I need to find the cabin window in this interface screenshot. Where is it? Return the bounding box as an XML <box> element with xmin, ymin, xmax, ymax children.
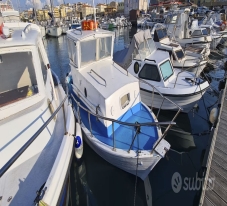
<box><xmin>191</xmin><ymin>30</ymin><xmax>202</xmax><ymax>36</ymax></box>
<box><xmin>202</xmin><ymin>29</ymin><xmax>208</xmax><ymax>35</ymax></box>
<box><xmin>67</xmin><ymin>39</ymin><xmax>78</xmax><ymax>66</ymax></box>
<box><xmin>175</xmin><ymin>49</ymin><xmax>185</xmax><ymax>60</ymax></box>
<box><xmin>81</xmin><ymin>39</ymin><xmax>96</xmax><ymax>66</ymax></box>
<box><xmin>0</xmin><ymin>51</ymin><xmax>38</xmax><ymax>108</ymax></box>
<box><xmin>120</xmin><ymin>93</ymin><xmax>130</xmax><ymax>109</ymax></box>
<box><xmin>205</xmin><ymin>27</ymin><xmax>210</xmax><ymax>35</ymax></box>
<box><xmin>159</xmin><ymin>60</ymin><xmax>173</xmax><ymax>81</ymax></box>
<box><xmin>99</xmin><ymin>36</ymin><xmax>112</xmax><ymax>59</ymax></box>
<box><xmin>139</xmin><ymin>64</ymin><xmax>161</xmax><ymax>82</ymax></box>
<box><xmin>80</xmin><ymin>36</ymin><xmax>112</xmax><ymax>66</ymax></box>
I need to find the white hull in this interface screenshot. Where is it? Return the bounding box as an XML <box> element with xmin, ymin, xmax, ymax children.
<box><xmin>140</xmin><ymin>88</ymin><xmax>207</xmax><ymax>113</ymax></box>
<box><xmin>46</xmin><ymin>26</ymin><xmax>62</xmax><ymax>37</ymax></box>
<box><xmin>81</xmin><ymin>123</ymin><xmax>164</xmax><ymax>180</ymax></box>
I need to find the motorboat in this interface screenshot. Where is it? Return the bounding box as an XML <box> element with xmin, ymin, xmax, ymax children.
<box><xmin>46</xmin><ymin>25</ymin><xmax>62</xmax><ymax>37</ymax></box>
<box><xmin>151</xmin><ymin>24</ymin><xmax>207</xmax><ymax>75</ymax></box>
<box><xmin>165</xmin><ymin>9</ymin><xmax>211</xmax><ymax>55</ymax></box>
<box><xmin>113</xmin><ymin>30</ymin><xmax>210</xmax><ymax>113</ymax></box>
<box><xmin>66</xmin><ymin>27</ymin><xmax>177</xmax><ymax>180</ymax></box>
<box><xmin>0</xmin><ymin>22</ymin><xmax>75</xmax><ymax>205</ymax></box>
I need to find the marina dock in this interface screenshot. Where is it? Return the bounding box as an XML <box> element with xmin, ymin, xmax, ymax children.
<box><xmin>199</xmin><ymin>77</ymin><xmax>227</xmax><ymax>206</ymax></box>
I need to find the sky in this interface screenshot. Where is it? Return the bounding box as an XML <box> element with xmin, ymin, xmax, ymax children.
<box><xmin>11</xmin><ymin>0</ymin><xmax>111</xmax><ymax>11</ymax></box>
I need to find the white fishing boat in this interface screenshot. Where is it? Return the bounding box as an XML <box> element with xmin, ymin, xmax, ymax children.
<box><xmin>0</xmin><ymin>22</ymin><xmax>75</xmax><ymax>205</ymax></box>
<box><xmin>151</xmin><ymin>24</ymin><xmax>207</xmax><ymax>75</ymax></box>
<box><xmin>113</xmin><ymin>30</ymin><xmax>210</xmax><ymax>113</ymax></box>
<box><xmin>66</xmin><ymin>28</ymin><xmax>178</xmax><ymax>180</ymax></box>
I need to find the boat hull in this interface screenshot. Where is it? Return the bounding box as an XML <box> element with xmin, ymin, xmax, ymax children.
<box><xmin>140</xmin><ymin>88</ymin><xmax>207</xmax><ymax>113</ymax></box>
<box><xmin>82</xmin><ymin>125</ymin><xmax>162</xmax><ymax>180</ymax></box>
<box><xmin>46</xmin><ymin>26</ymin><xmax>62</xmax><ymax>37</ymax></box>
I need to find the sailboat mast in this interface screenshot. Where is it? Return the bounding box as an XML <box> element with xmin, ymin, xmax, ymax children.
<box><xmin>92</xmin><ymin>0</ymin><xmax>97</xmax><ymax>29</ymax></box>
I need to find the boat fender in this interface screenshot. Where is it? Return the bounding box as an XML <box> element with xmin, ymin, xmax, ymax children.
<box><xmin>74</xmin><ymin>122</ymin><xmax>83</xmax><ymax>159</ymax></box>
<box><xmin>209</xmin><ymin>107</ymin><xmax>218</xmax><ymax>125</ymax></box>
<box><xmin>220</xmin><ymin>22</ymin><xmax>226</xmax><ymax>31</ymax></box>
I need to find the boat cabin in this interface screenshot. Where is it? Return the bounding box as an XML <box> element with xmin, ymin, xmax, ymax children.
<box><xmin>67</xmin><ymin>29</ymin><xmax>142</xmax><ymax>136</ymax></box>
<box><xmin>114</xmin><ymin>30</ymin><xmax>175</xmax><ymax>88</ymax></box>
<box><xmin>0</xmin><ymin>23</ymin><xmax>53</xmax><ymax>120</ymax></box>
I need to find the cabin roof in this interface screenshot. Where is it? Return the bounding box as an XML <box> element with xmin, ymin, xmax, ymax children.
<box><xmin>80</xmin><ymin>58</ymin><xmax>138</xmax><ymax>99</ymax></box>
<box><xmin>146</xmin><ymin>50</ymin><xmax>170</xmax><ymax>64</ymax></box>
<box><xmin>0</xmin><ymin>23</ymin><xmax>40</xmax><ymax>48</ymax></box>
<box><xmin>67</xmin><ymin>29</ymin><xmax>114</xmax><ymax>42</ymax></box>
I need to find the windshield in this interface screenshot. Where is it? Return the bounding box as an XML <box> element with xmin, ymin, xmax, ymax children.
<box><xmin>80</xmin><ymin>36</ymin><xmax>112</xmax><ymax>66</ymax></box>
<box><xmin>159</xmin><ymin>60</ymin><xmax>173</xmax><ymax>81</ymax></box>
<box><xmin>0</xmin><ymin>51</ymin><xmax>38</xmax><ymax>107</ymax></box>
<box><xmin>156</xmin><ymin>29</ymin><xmax>168</xmax><ymax>40</ymax></box>
<box><xmin>137</xmin><ymin>38</ymin><xmax>156</xmax><ymax>60</ymax></box>
<box><xmin>175</xmin><ymin>49</ymin><xmax>185</xmax><ymax>60</ymax></box>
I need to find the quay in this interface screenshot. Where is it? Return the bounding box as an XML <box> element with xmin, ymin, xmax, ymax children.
<box><xmin>199</xmin><ymin>77</ymin><xmax>227</xmax><ymax>206</ymax></box>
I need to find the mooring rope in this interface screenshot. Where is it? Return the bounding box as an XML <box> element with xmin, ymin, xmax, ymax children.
<box><xmin>133</xmin><ymin>151</ymin><xmax>139</xmax><ymax>206</ymax></box>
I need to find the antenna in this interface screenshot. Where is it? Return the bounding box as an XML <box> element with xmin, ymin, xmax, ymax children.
<box><xmin>92</xmin><ymin>0</ymin><xmax>97</xmax><ymax>30</ymax></box>
<box><xmin>6</xmin><ymin>0</ymin><xmax>14</xmax><ymax>10</ymax></box>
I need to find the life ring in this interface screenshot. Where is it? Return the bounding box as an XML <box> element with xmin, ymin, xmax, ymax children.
<box><xmin>220</xmin><ymin>22</ymin><xmax>226</xmax><ymax>31</ymax></box>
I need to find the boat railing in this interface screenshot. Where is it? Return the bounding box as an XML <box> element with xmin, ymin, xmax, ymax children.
<box><xmin>71</xmin><ymin>87</ymin><xmax>179</xmax><ymax>154</ymax></box>
<box><xmin>0</xmin><ymin>95</ymin><xmax>68</xmax><ymax>178</ymax></box>
<box><xmin>90</xmin><ymin>69</ymin><xmax>107</xmax><ymax>87</ymax></box>
<box><xmin>173</xmin><ymin>60</ymin><xmax>202</xmax><ymax>88</ymax></box>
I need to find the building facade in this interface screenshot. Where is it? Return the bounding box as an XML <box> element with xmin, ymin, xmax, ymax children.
<box><xmin>96</xmin><ymin>3</ymin><xmax>107</xmax><ymax>13</ymax></box>
<box><xmin>124</xmin><ymin>0</ymin><xmax>148</xmax><ymax>15</ymax></box>
<box><xmin>118</xmin><ymin>2</ymin><xmax>124</xmax><ymax>12</ymax></box>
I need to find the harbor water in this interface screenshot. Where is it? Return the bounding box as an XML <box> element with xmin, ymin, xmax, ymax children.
<box><xmin>44</xmin><ymin>27</ymin><xmax>223</xmax><ymax>206</ymax></box>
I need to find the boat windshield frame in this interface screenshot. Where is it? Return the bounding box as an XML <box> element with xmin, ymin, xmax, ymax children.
<box><xmin>159</xmin><ymin>60</ymin><xmax>174</xmax><ymax>82</ymax></box>
<box><xmin>174</xmin><ymin>49</ymin><xmax>185</xmax><ymax>60</ymax></box>
<box><xmin>136</xmin><ymin>38</ymin><xmax>156</xmax><ymax>60</ymax></box>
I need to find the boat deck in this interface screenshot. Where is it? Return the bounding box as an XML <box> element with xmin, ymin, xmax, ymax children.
<box><xmin>72</xmin><ymin>93</ymin><xmax>159</xmax><ymax>151</ymax></box>
<box><xmin>199</xmin><ymin>79</ymin><xmax>227</xmax><ymax>206</ymax></box>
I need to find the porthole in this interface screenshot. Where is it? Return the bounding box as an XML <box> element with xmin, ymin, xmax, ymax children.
<box><xmin>134</xmin><ymin>62</ymin><xmax>139</xmax><ymax>74</ymax></box>
<box><xmin>84</xmin><ymin>88</ymin><xmax>87</xmax><ymax>98</ymax></box>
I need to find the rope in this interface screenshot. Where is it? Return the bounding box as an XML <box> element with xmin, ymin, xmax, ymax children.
<box><xmin>133</xmin><ymin>151</ymin><xmax>139</xmax><ymax>206</ymax></box>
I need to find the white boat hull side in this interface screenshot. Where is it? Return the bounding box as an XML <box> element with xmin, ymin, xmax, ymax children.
<box><xmin>140</xmin><ymin>89</ymin><xmax>207</xmax><ymax>113</ymax></box>
<box><xmin>82</xmin><ymin>127</ymin><xmax>162</xmax><ymax>180</ymax></box>
<box><xmin>47</xmin><ymin>27</ymin><xmax>62</xmax><ymax>37</ymax></box>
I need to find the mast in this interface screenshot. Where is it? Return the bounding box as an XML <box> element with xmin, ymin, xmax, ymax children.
<box><xmin>92</xmin><ymin>0</ymin><xmax>97</xmax><ymax>30</ymax></box>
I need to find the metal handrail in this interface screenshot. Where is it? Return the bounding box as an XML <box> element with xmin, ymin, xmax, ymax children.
<box><xmin>0</xmin><ymin>95</ymin><xmax>68</xmax><ymax>178</ymax></box>
<box><xmin>173</xmin><ymin>60</ymin><xmax>202</xmax><ymax>88</ymax></box>
<box><xmin>71</xmin><ymin>95</ymin><xmax>176</xmax><ymax>153</ymax></box>
<box><xmin>90</xmin><ymin>69</ymin><xmax>107</xmax><ymax>87</ymax></box>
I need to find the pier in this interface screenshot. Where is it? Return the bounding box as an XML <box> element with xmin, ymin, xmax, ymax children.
<box><xmin>199</xmin><ymin>77</ymin><xmax>227</xmax><ymax>206</ymax></box>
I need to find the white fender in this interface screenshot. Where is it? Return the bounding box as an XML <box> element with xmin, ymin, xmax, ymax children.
<box><xmin>74</xmin><ymin>122</ymin><xmax>83</xmax><ymax>159</ymax></box>
<box><xmin>209</xmin><ymin>107</ymin><xmax>218</xmax><ymax>124</ymax></box>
